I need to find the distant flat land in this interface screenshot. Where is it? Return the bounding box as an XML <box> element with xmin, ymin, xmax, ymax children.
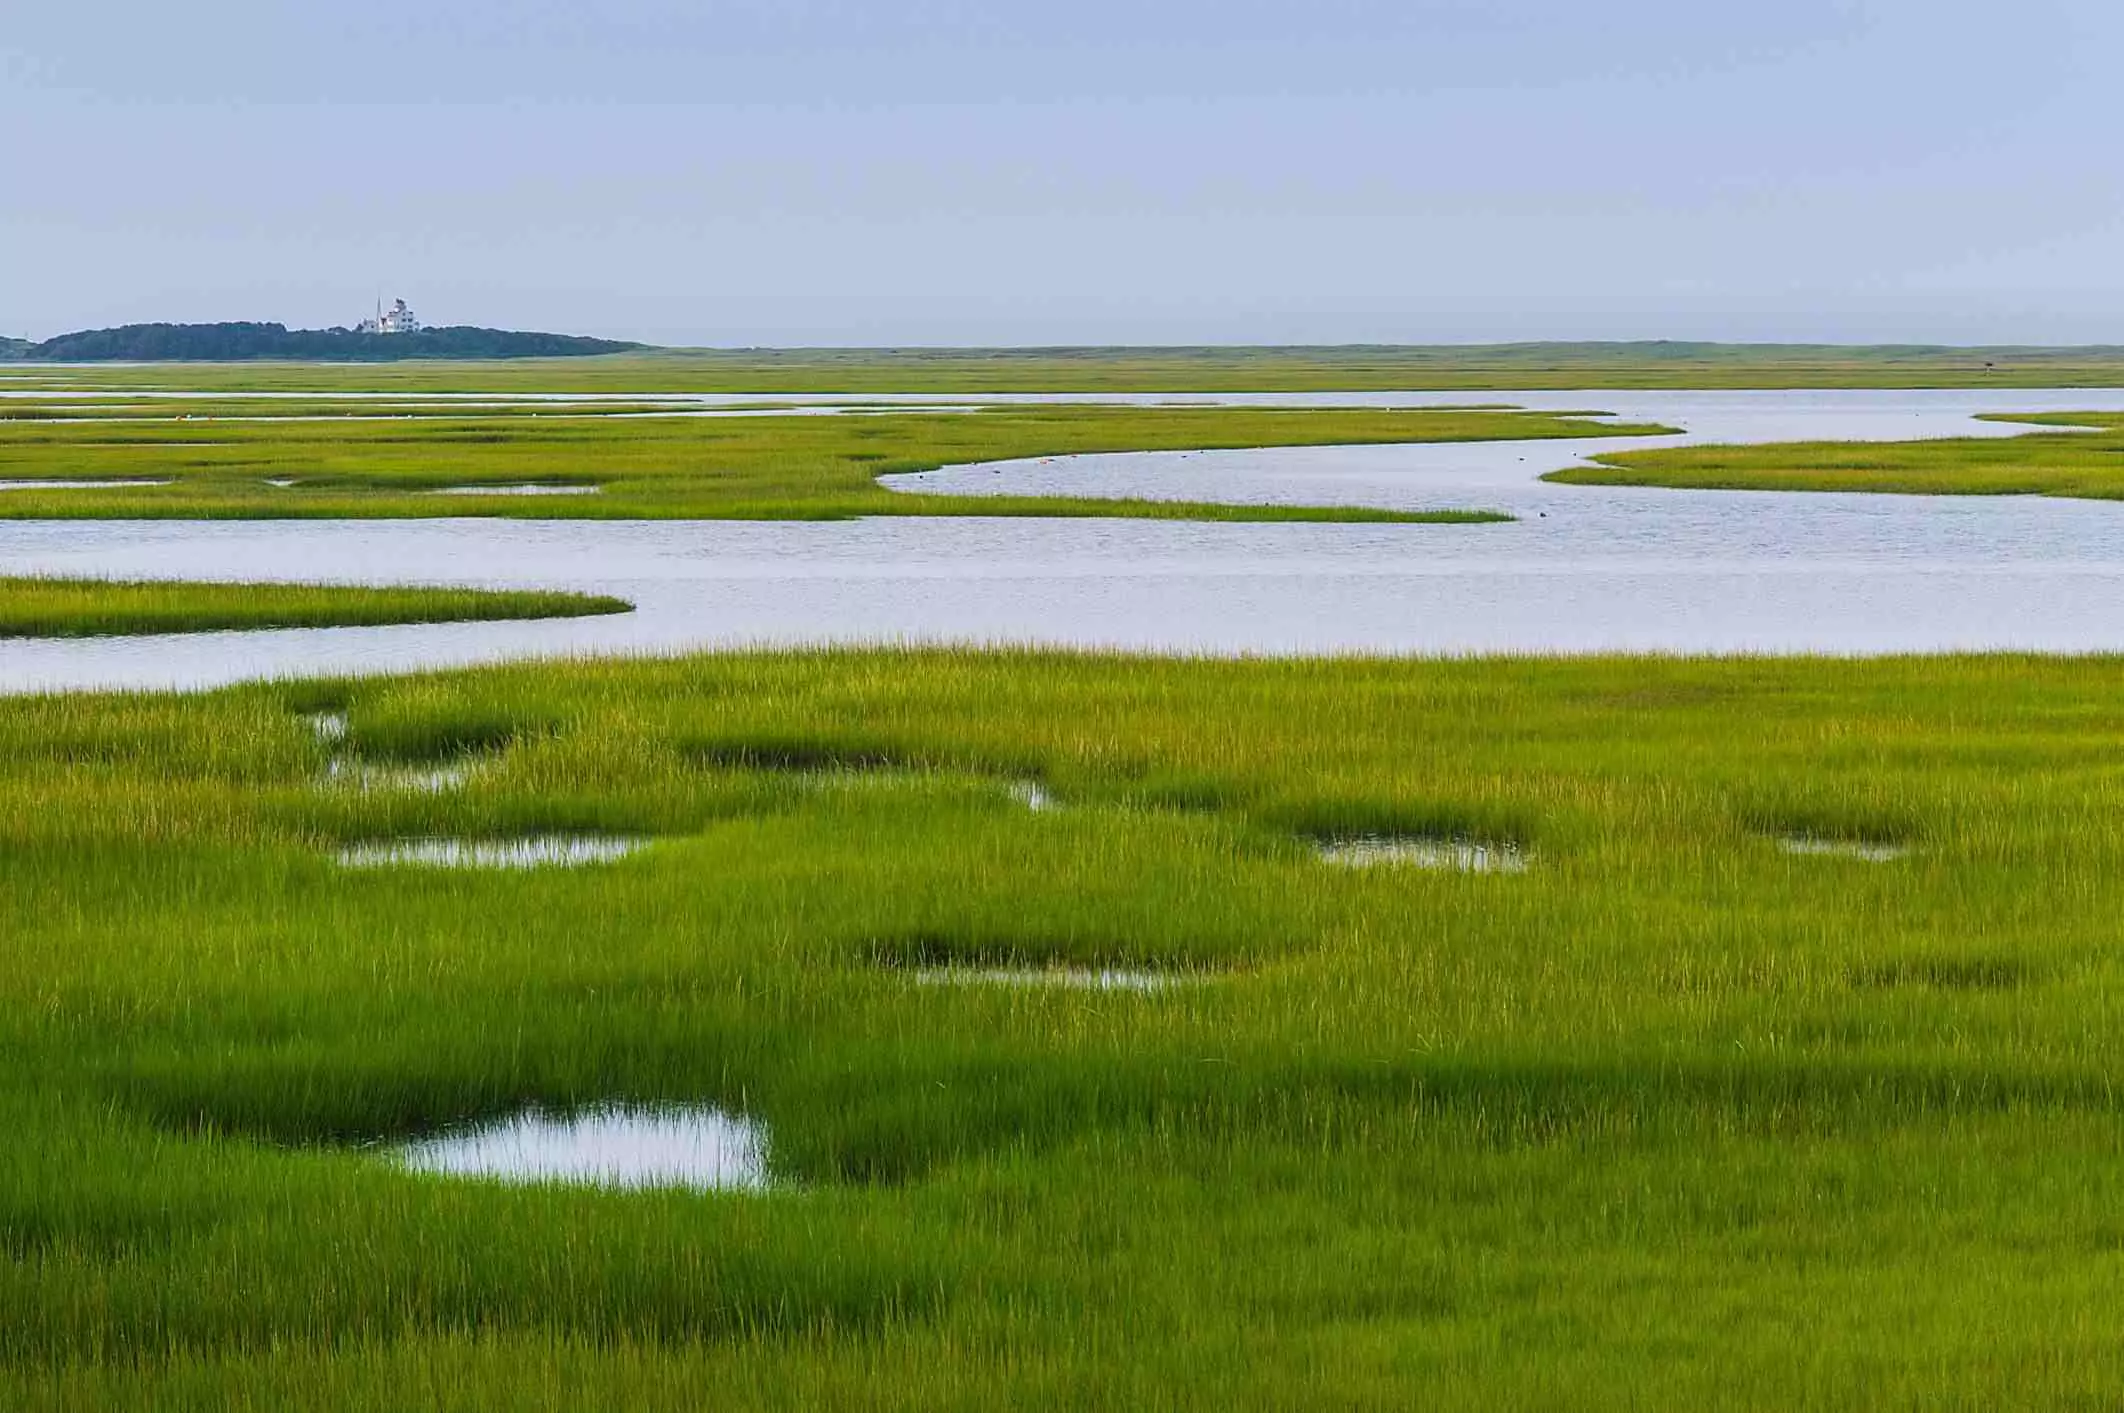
<box><xmin>1</xmin><ymin>322</ymin><xmax>640</xmax><ymax>363</ymax></box>
<box><xmin>10</xmin><ymin>343</ymin><xmax>2124</xmax><ymax>392</ymax></box>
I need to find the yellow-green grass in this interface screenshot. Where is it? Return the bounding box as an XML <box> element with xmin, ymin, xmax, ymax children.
<box><xmin>13</xmin><ymin>342</ymin><xmax>2124</xmax><ymax>392</ymax></box>
<box><xmin>1555</xmin><ymin>412</ymin><xmax>2124</xmax><ymax>499</ymax></box>
<box><xmin>0</xmin><ymin>577</ymin><xmax>630</xmax><ymax>638</ymax></box>
<box><xmin>0</xmin><ymin>405</ymin><xmax>1665</xmax><ymax>522</ymax></box>
<box><xmin>9</xmin><ymin>649</ymin><xmax>2124</xmax><ymax>1405</ymax></box>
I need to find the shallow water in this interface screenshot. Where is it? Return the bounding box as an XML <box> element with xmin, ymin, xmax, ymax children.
<box><xmin>337</xmin><ymin>836</ymin><xmax>644</xmax><ymax>869</ymax></box>
<box><xmin>394</xmin><ymin>1105</ymin><xmax>768</xmax><ymax>1191</ymax></box>
<box><xmin>912</xmin><ymin>965</ymin><xmax>1188</xmax><ymax>991</ymax></box>
<box><xmin>1009</xmin><ymin>780</ymin><xmax>1057</xmax><ymax>811</ymax></box>
<box><xmin>1778</xmin><ymin>837</ymin><xmax>1909</xmax><ymax>862</ymax></box>
<box><xmin>10</xmin><ymin>389</ymin><xmax>2124</xmax><ymax>691</ymax></box>
<box><xmin>425</xmin><ymin>484</ymin><xmax>601</xmax><ymax>497</ymax></box>
<box><xmin>1318</xmin><ymin>837</ymin><xmax>1529</xmax><ymax>873</ymax></box>
<box><xmin>322</xmin><ymin>758</ymin><xmax>473</xmax><ymax>793</ymax></box>
<box><xmin>885</xmin><ymin>389</ymin><xmax>2124</xmax><ymax>508</ymax></box>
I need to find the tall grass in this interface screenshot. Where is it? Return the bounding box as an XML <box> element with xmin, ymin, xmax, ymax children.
<box><xmin>1559</xmin><ymin>412</ymin><xmax>2124</xmax><ymax>498</ymax></box>
<box><xmin>8</xmin><ymin>650</ymin><xmax>2124</xmax><ymax>1404</ymax></box>
<box><xmin>0</xmin><ymin>577</ymin><xmax>629</xmax><ymax>638</ymax></box>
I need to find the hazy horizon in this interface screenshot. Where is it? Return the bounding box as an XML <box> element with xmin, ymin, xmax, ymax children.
<box><xmin>8</xmin><ymin>1</ymin><xmax>2122</xmax><ymax>347</ymax></box>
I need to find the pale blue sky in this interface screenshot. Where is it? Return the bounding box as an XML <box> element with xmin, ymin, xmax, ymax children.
<box><xmin>5</xmin><ymin>2</ymin><xmax>2121</xmax><ymax>345</ymax></box>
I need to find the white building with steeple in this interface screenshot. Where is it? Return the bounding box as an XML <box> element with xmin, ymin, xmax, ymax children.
<box><xmin>357</xmin><ymin>298</ymin><xmax>421</xmax><ymax>335</ymax></box>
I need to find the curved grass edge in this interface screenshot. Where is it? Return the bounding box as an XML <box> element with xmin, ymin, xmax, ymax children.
<box><xmin>1542</xmin><ymin>412</ymin><xmax>2124</xmax><ymax>500</ymax></box>
<box><xmin>0</xmin><ymin>496</ymin><xmax>1516</xmax><ymax>526</ymax></box>
<box><xmin>0</xmin><ymin>577</ymin><xmax>633</xmax><ymax>639</ymax></box>
<box><xmin>0</xmin><ymin>405</ymin><xmax>1661</xmax><ymax>523</ymax></box>
<box><xmin>862</xmin><ymin>497</ymin><xmax>1513</xmax><ymax>525</ymax></box>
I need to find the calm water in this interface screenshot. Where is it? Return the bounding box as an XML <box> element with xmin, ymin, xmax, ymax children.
<box><xmin>393</xmin><ymin>1105</ymin><xmax>768</xmax><ymax>1191</ymax></box>
<box><xmin>337</xmin><ymin>836</ymin><xmax>647</xmax><ymax>869</ymax></box>
<box><xmin>1317</xmin><ymin>837</ymin><xmax>1531</xmax><ymax>873</ymax></box>
<box><xmin>7</xmin><ymin>389</ymin><xmax>2124</xmax><ymax>692</ymax></box>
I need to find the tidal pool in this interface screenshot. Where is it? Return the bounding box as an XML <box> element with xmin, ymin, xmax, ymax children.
<box><xmin>1779</xmin><ymin>836</ymin><xmax>1909</xmax><ymax>862</ymax></box>
<box><xmin>394</xmin><ymin>1105</ymin><xmax>768</xmax><ymax>1191</ymax></box>
<box><xmin>424</xmin><ymin>484</ymin><xmax>601</xmax><ymax>497</ymax></box>
<box><xmin>1318</xmin><ymin>837</ymin><xmax>1529</xmax><ymax>873</ymax></box>
<box><xmin>322</xmin><ymin>758</ymin><xmax>473</xmax><ymax>793</ymax></box>
<box><xmin>337</xmin><ymin>836</ymin><xmax>645</xmax><ymax>869</ymax></box>
<box><xmin>1008</xmin><ymin>780</ymin><xmax>1057</xmax><ymax>811</ymax></box>
<box><xmin>912</xmin><ymin>965</ymin><xmax>1191</xmax><ymax>991</ymax></box>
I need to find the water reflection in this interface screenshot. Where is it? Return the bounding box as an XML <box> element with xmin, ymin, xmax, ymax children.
<box><xmin>1318</xmin><ymin>836</ymin><xmax>1529</xmax><ymax>873</ymax></box>
<box><xmin>337</xmin><ymin>836</ymin><xmax>645</xmax><ymax>869</ymax></box>
<box><xmin>912</xmin><ymin>966</ymin><xmax>1191</xmax><ymax>991</ymax></box>
<box><xmin>424</xmin><ymin>484</ymin><xmax>601</xmax><ymax>497</ymax></box>
<box><xmin>394</xmin><ymin>1105</ymin><xmax>768</xmax><ymax>1191</ymax></box>
<box><xmin>322</xmin><ymin>758</ymin><xmax>472</xmax><ymax>793</ymax></box>
<box><xmin>1778</xmin><ymin>836</ymin><xmax>1909</xmax><ymax>862</ymax></box>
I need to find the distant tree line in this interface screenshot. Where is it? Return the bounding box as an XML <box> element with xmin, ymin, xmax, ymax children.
<box><xmin>0</xmin><ymin>322</ymin><xmax>644</xmax><ymax>362</ymax></box>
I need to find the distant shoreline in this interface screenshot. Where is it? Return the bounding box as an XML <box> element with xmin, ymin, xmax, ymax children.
<box><xmin>0</xmin><ymin>321</ymin><xmax>645</xmax><ymax>363</ymax></box>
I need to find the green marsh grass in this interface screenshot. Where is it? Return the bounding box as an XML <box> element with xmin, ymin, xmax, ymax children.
<box><xmin>0</xmin><ymin>578</ymin><xmax>630</xmax><ymax>638</ymax></box>
<box><xmin>9</xmin><ymin>650</ymin><xmax>2124</xmax><ymax>1404</ymax></box>
<box><xmin>1557</xmin><ymin>412</ymin><xmax>2124</xmax><ymax>499</ymax></box>
<box><xmin>0</xmin><ymin>404</ymin><xmax>1668</xmax><ymax>522</ymax></box>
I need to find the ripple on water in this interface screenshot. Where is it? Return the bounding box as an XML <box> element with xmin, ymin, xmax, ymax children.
<box><xmin>337</xmin><ymin>836</ymin><xmax>645</xmax><ymax>869</ymax></box>
<box><xmin>1318</xmin><ymin>836</ymin><xmax>1529</xmax><ymax>873</ymax></box>
<box><xmin>394</xmin><ymin>1105</ymin><xmax>768</xmax><ymax>1191</ymax></box>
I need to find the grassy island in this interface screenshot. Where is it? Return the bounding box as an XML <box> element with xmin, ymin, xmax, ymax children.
<box><xmin>0</xmin><ymin>578</ymin><xmax>630</xmax><ymax>638</ymax></box>
<box><xmin>0</xmin><ymin>403</ymin><xmax>1675</xmax><ymax>523</ymax></box>
<box><xmin>1554</xmin><ymin>412</ymin><xmax>2124</xmax><ymax>499</ymax></box>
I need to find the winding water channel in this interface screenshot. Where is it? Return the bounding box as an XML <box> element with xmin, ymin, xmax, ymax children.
<box><xmin>6</xmin><ymin>389</ymin><xmax>2124</xmax><ymax>693</ymax></box>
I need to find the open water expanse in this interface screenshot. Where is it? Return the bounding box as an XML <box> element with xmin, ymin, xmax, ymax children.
<box><xmin>8</xmin><ymin>388</ymin><xmax>2124</xmax><ymax>692</ymax></box>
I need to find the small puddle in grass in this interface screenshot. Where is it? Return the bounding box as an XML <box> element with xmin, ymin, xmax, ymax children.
<box><xmin>323</xmin><ymin>758</ymin><xmax>472</xmax><ymax>793</ymax></box>
<box><xmin>423</xmin><ymin>483</ymin><xmax>601</xmax><ymax>497</ymax></box>
<box><xmin>1778</xmin><ymin>836</ymin><xmax>1909</xmax><ymax>862</ymax></box>
<box><xmin>1008</xmin><ymin>780</ymin><xmax>1056</xmax><ymax>811</ymax></box>
<box><xmin>912</xmin><ymin>965</ymin><xmax>1193</xmax><ymax>992</ymax></box>
<box><xmin>1317</xmin><ymin>836</ymin><xmax>1529</xmax><ymax>873</ymax></box>
<box><xmin>337</xmin><ymin>835</ymin><xmax>645</xmax><ymax>869</ymax></box>
<box><xmin>393</xmin><ymin>1105</ymin><xmax>768</xmax><ymax>1191</ymax></box>
<box><xmin>307</xmin><ymin>711</ymin><xmax>348</xmax><ymax>742</ymax></box>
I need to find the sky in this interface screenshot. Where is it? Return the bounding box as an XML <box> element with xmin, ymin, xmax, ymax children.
<box><xmin>4</xmin><ymin>1</ymin><xmax>2122</xmax><ymax>346</ymax></box>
